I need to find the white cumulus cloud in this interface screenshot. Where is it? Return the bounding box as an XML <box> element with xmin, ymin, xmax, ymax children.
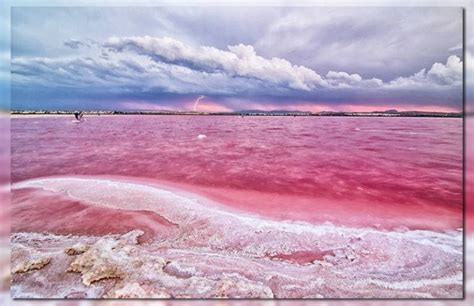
<box><xmin>388</xmin><ymin>55</ymin><xmax>462</xmax><ymax>89</ymax></box>
<box><xmin>103</xmin><ymin>36</ymin><xmax>328</xmax><ymax>91</ymax></box>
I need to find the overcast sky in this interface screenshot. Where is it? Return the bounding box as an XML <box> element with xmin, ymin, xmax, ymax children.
<box><xmin>10</xmin><ymin>6</ymin><xmax>463</xmax><ymax>112</ymax></box>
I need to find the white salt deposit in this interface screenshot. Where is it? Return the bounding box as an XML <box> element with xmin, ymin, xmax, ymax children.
<box><xmin>11</xmin><ymin>176</ymin><xmax>463</xmax><ymax>298</ymax></box>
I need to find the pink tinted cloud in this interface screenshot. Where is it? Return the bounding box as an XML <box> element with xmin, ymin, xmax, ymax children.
<box><xmin>122</xmin><ymin>99</ymin><xmax>232</xmax><ymax>113</ymax></box>
<box><xmin>185</xmin><ymin>100</ymin><xmax>233</xmax><ymax>113</ymax></box>
<box><xmin>122</xmin><ymin>100</ymin><xmax>460</xmax><ymax>113</ymax></box>
<box><xmin>341</xmin><ymin>104</ymin><xmax>461</xmax><ymax>113</ymax></box>
<box><xmin>121</xmin><ymin>101</ymin><xmax>183</xmax><ymax>111</ymax></box>
<box><xmin>228</xmin><ymin>100</ymin><xmax>461</xmax><ymax>113</ymax></box>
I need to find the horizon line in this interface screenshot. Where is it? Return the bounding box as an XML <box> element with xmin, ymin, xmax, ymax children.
<box><xmin>9</xmin><ymin>109</ymin><xmax>463</xmax><ymax>118</ymax></box>
<box><xmin>9</xmin><ymin>109</ymin><xmax>463</xmax><ymax>114</ymax></box>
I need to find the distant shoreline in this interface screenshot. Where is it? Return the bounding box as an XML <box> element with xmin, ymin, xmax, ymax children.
<box><xmin>10</xmin><ymin>110</ymin><xmax>463</xmax><ymax>118</ymax></box>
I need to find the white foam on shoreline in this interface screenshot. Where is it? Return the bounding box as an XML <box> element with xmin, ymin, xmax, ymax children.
<box><xmin>13</xmin><ymin>176</ymin><xmax>462</xmax><ymax>245</ymax></box>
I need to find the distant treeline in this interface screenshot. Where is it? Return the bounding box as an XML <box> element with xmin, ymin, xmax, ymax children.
<box><xmin>10</xmin><ymin>110</ymin><xmax>462</xmax><ymax>118</ymax></box>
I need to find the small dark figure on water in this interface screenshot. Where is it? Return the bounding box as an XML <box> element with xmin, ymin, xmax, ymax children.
<box><xmin>74</xmin><ymin>111</ymin><xmax>84</xmax><ymax>121</ymax></box>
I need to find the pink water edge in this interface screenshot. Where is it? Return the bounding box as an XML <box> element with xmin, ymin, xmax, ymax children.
<box><xmin>12</xmin><ymin>115</ymin><xmax>462</xmax><ymax>231</ymax></box>
<box><xmin>10</xmin><ymin>115</ymin><xmax>464</xmax><ymax>298</ymax></box>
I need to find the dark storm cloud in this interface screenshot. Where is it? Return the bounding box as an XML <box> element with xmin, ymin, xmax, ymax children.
<box><xmin>10</xmin><ymin>7</ymin><xmax>463</xmax><ymax>111</ymax></box>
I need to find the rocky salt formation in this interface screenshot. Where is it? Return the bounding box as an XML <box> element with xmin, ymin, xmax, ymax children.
<box><xmin>11</xmin><ymin>244</ymin><xmax>51</xmax><ymax>274</ymax></box>
<box><xmin>10</xmin><ymin>177</ymin><xmax>464</xmax><ymax>298</ymax></box>
<box><xmin>11</xmin><ymin>230</ymin><xmax>276</xmax><ymax>298</ymax></box>
<box><xmin>64</xmin><ymin>243</ymin><xmax>89</xmax><ymax>256</ymax></box>
<box><xmin>66</xmin><ymin>230</ymin><xmax>146</xmax><ymax>285</ymax></box>
<box><xmin>12</xmin><ymin>257</ymin><xmax>50</xmax><ymax>274</ymax></box>
<box><xmin>10</xmin><ymin>226</ymin><xmax>463</xmax><ymax>299</ymax></box>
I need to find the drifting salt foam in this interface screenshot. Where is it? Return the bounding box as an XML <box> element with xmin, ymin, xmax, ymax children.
<box><xmin>13</xmin><ymin>177</ymin><xmax>462</xmax><ymax>254</ymax></box>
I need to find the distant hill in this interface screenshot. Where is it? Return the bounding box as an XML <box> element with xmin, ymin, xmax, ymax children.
<box><xmin>380</xmin><ymin>109</ymin><xmax>399</xmax><ymax>114</ymax></box>
<box><xmin>239</xmin><ymin>109</ymin><xmax>309</xmax><ymax>114</ymax></box>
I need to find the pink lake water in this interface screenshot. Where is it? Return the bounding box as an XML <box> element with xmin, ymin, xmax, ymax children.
<box><xmin>11</xmin><ymin>115</ymin><xmax>462</xmax><ymax>231</ymax></box>
<box><xmin>9</xmin><ymin>115</ymin><xmax>464</xmax><ymax>298</ymax></box>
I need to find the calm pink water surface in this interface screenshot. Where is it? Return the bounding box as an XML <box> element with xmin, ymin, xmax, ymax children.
<box><xmin>11</xmin><ymin>115</ymin><xmax>463</xmax><ymax>231</ymax></box>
